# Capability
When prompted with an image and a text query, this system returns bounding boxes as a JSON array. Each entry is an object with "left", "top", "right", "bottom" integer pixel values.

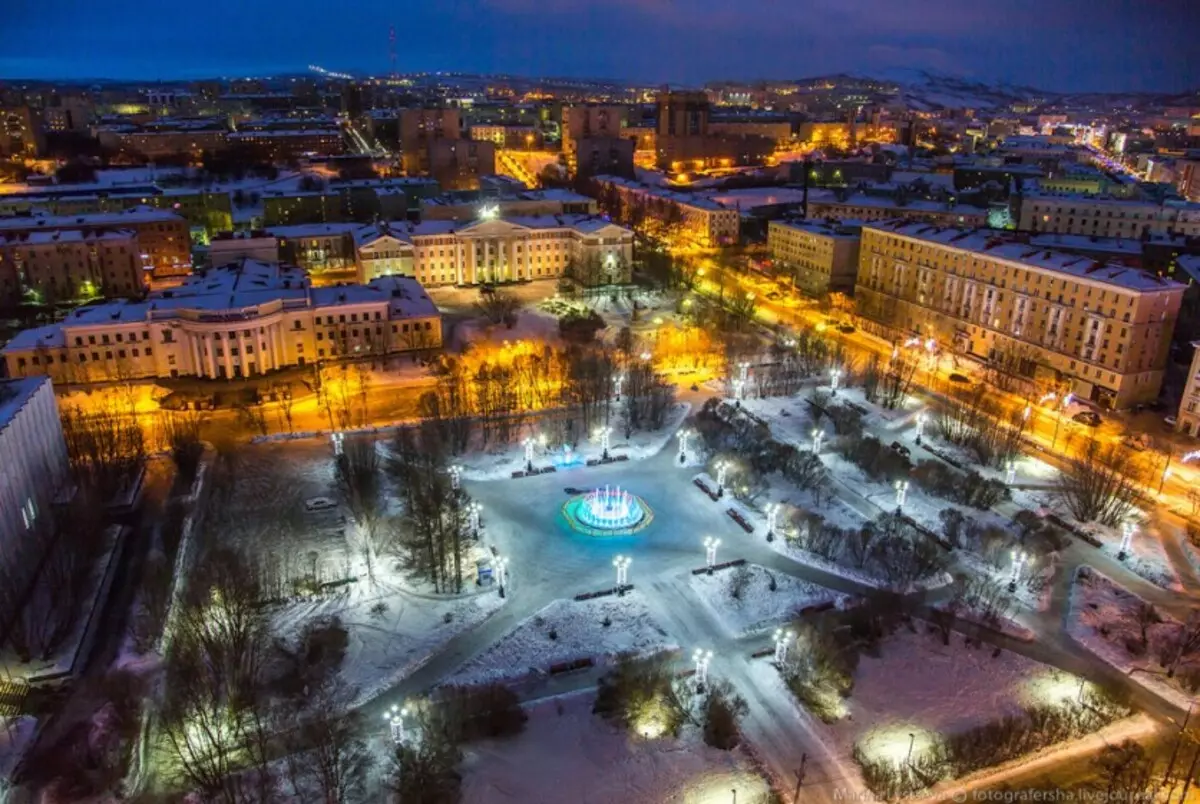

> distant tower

[{"left": 389, "top": 25, "right": 397, "bottom": 79}]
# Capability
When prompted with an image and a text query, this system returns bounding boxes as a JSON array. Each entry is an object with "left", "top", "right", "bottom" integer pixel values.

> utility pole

[{"left": 792, "top": 753, "right": 808, "bottom": 804}]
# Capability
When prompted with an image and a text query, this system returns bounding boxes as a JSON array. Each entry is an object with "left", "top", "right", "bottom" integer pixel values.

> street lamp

[
  {"left": 1118, "top": 521, "right": 1136, "bottom": 561},
  {"left": 894, "top": 480, "right": 909, "bottom": 511},
  {"left": 449, "top": 465, "right": 461, "bottom": 490},
  {"left": 1009, "top": 550, "right": 1027, "bottom": 592},
  {"left": 613, "top": 555, "right": 631, "bottom": 589},
  {"left": 715, "top": 461, "right": 729, "bottom": 496},
  {"left": 677, "top": 429, "right": 693, "bottom": 465},
  {"left": 1005, "top": 460, "right": 1017, "bottom": 485},
  {"left": 692, "top": 648, "right": 714, "bottom": 691},
  {"left": 331, "top": 431, "right": 345, "bottom": 456},
  {"left": 830, "top": 366, "right": 843, "bottom": 395},
  {"left": 614, "top": 373, "right": 625, "bottom": 401},
  {"left": 732, "top": 378, "right": 745, "bottom": 403},
  {"left": 766, "top": 503, "right": 779, "bottom": 542},
  {"left": 914, "top": 412, "right": 927, "bottom": 445},
  {"left": 772, "top": 629, "right": 793, "bottom": 663},
  {"left": 811, "top": 428, "right": 825, "bottom": 453},
  {"left": 523, "top": 437, "right": 536, "bottom": 473},
  {"left": 495, "top": 556, "right": 509, "bottom": 597},
  {"left": 704, "top": 536, "right": 720, "bottom": 572},
  {"left": 596, "top": 426, "right": 612, "bottom": 461},
  {"left": 384, "top": 703, "right": 408, "bottom": 744},
  {"left": 468, "top": 502, "right": 482, "bottom": 539},
  {"left": 1052, "top": 393, "right": 1073, "bottom": 450}
]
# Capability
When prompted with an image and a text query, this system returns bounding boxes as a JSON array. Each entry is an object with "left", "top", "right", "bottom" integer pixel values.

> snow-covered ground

[
  {"left": 445, "top": 592, "right": 675, "bottom": 687},
  {"left": 820, "top": 629, "right": 1084, "bottom": 769},
  {"left": 689, "top": 565, "right": 845, "bottom": 637},
  {"left": 1066, "top": 567, "right": 1198, "bottom": 709},
  {"left": 460, "top": 692, "right": 770, "bottom": 804},
  {"left": 458, "top": 403, "right": 690, "bottom": 481},
  {"left": 270, "top": 583, "right": 507, "bottom": 708},
  {"left": 0, "top": 715, "right": 36, "bottom": 782}
]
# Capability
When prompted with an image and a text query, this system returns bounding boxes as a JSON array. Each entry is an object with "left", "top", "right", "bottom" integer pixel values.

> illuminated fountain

[{"left": 562, "top": 485, "right": 653, "bottom": 536}]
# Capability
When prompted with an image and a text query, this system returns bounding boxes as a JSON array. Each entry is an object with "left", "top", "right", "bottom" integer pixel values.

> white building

[
  {"left": 0, "top": 376, "right": 69, "bottom": 549},
  {"left": 1019, "top": 190, "right": 1200, "bottom": 238},
  {"left": 354, "top": 214, "right": 634, "bottom": 287},
  {"left": 767, "top": 219, "right": 862, "bottom": 295},
  {"left": 593, "top": 175, "right": 741, "bottom": 247},
  {"left": 2, "top": 259, "right": 443, "bottom": 383}
]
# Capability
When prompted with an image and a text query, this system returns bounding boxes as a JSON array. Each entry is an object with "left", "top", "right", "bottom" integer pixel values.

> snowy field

[
  {"left": 688, "top": 564, "right": 845, "bottom": 637},
  {"left": 0, "top": 715, "right": 36, "bottom": 781},
  {"left": 820, "top": 629, "right": 1083, "bottom": 767},
  {"left": 445, "top": 592, "right": 674, "bottom": 686},
  {"left": 270, "top": 585, "right": 506, "bottom": 708},
  {"left": 1066, "top": 567, "right": 1198, "bottom": 708},
  {"left": 460, "top": 692, "right": 771, "bottom": 804}
]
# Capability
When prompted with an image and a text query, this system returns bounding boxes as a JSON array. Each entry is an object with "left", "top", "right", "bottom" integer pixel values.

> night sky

[{"left": 4, "top": 0, "right": 1198, "bottom": 92}]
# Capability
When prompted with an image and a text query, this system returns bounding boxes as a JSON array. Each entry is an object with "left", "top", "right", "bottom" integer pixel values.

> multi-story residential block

[
  {"left": 97, "top": 121, "right": 228, "bottom": 159},
  {"left": 354, "top": 214, "right": 634, "bottom": 287},
  {"left": 420, "top": 189, "right": 597, "bottom": 221},
  {"left": 0, "top": 376, "right": 69, "bottom": 553},
  {"left": 0, "top": 106, "right": 44, "bottom": 157},
  {"left": 468, "top": 124, "right": 540, "bottom": 149},
  {"left": 1018, "top": 190, "right": 1200, "bottom": 238},
  {"left": 0, "top": 209, "right": 191, "bottom": 281},
  {"left": 209, "top": 231, "right": 280, "bottom": 266},
  {"left": 562, "top": 105, "right": 627, "bottom": 168},
  {"left": 226, "top": 129, "right": 345, "bottom": 161},
  {"left": 806, "top": 189, "right": 990, "bottom": 228},
  {"left": 593, "top": 175, "right": 740, "bottom": 247},
  {"left": 0, "top": 229, "right": 144, "bottom": 307},
  {"left": 268, "top": 223, "right": 364, "bottom": 275},
  {"left": 400, "top": 108, "right": 461, "bottom": 176},
  {"left": 767, "top": 219, "right": 862, "bottom": 295},
  {"left": 854, "top": 220, "right": 1184, "bottom": 409},
  {"left": 426, "top": 139, "right": 496, "bottom": 191},
  {"left": 1, "top": 259, "right": 442, "bottom": 383}
]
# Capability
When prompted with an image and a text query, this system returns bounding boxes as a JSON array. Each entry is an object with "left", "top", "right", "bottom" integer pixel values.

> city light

[
  {"left": 772, "top": 628, "right": 793, "bottom": 663},
  {"left": 384, "top": 703, "right": 409, "bottom": 744},
  {"left": 1009, "top": 550, "right": 1027, "bottom": 591},
  {"left": 811, "top": 428, "right": 825, "bottom": 453},
  {"left": 894, "top": 480, "right": 909, "bottom": 510},
  {"left": 704, "top": 536, "right": 720, "bottom": 570},
  {"left": 1118, "top": 521, "right": 1136, "bottom": 560},
  {"left": 613, "top": 554, "right": 631, "bottom": 587}
]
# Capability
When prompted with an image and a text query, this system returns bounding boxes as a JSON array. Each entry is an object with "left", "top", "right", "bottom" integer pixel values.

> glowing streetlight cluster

[
  {"left": 1117, "top": 521, "right": 1137, "bottom": 561},
  {"left": 692, "top": 648, "right": 714, "bottom": 690},
  {"left": 765, "top": 503, "right": 779, "bottom": 542},
  {"left": 495, "top": 555, "right": 509, "bottom": 597},
  {"left": 613, "top": 554, "right": 631, "bottom": 588},
  {"left": 1008, "top": 549, "right": 1027, "bottom": 592},
  {"left": 914, "top": 412, "right": 927, "bottom": 445},
  {"left": 596, "top": 426, "right": 612, "bottom": 460},
  {"left": 704, "top": 536, "right": 720, "bottom": 571},
  {"left": 677, "top": 428, "right": 693, "bottom": 465},
  {"left": 894, "top": 479, "right": 909, "bottom": 511},
  {"left": 715, "top": 460, "right": 729, "bottom": 496},
  {"left": 811, "top": 428, "right": 825, "bottom": 453},
  {"left": 449, "top": 465, "right": 461, "bottom": 490},
  {"left": 468, "top": 501, "right": 482, "bottom": 538},
  {"left": 772, "top": 628, "right": 793, "bottom": 663},
  {"left": 384, "top": 703, "right": 408, "bottom": 744},
  {"left": 830, "top": 366, "right": 843, "bottom": 395}
]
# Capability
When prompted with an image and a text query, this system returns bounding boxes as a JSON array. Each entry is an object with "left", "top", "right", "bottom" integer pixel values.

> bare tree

[
  {"left": 284, "top": 683, "right": 374, "bottom": 804},
  {"left": 1054, "top": 435, "right": 1144, "bottom": 526},
  {"left": 334, "top": 436, "right": 388, "bottom": 587}
]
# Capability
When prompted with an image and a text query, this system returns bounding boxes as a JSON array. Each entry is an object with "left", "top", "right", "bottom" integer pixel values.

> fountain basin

[{"left": 561, "top": 486, "right": 653, "bottom": 536}]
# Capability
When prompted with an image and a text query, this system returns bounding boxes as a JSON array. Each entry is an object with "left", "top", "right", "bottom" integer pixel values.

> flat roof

[
  {"left": 0, "top": 376, "right": 51, "bottom": 433},
  {"left": 594, "top": 175, "right": 734, "bottom": 212},
  {"left": 865, "top": 220, "right": 1183, "bottom": 293},
  {"left": 0, "top": 207, "right": 185, "bottom": 231}
]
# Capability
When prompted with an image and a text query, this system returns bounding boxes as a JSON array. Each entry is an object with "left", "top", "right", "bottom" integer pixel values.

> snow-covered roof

[
  {"left": 0, "top": 228, "right": 136, "bottom": 246},
  {"left": 0, "top": 207, "right": 185, "bottom": 231},
  {"left": 0, "top": 376, "right": 51, "bottom": 434}
]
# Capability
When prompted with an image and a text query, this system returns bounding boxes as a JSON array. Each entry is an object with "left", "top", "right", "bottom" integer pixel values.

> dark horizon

[{"left": 5, "top": 0, "right": 1199, "bottom": 95}]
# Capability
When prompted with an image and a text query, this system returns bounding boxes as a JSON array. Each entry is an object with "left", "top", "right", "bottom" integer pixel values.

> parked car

[
  {"left": 304, "top": 496, "right": 338, "bottom": 513},
  {"left": 1072, "top": 411, "right": 1102, "bottom": 427},
  {"left": 1121, "top": 434, "right": 1150, "bottom": 451},
  {"left": 889, "top": 441, "right": 912, "bottom": 459},
  {"left": 949, "top": 373, "right": 970, "bottom": 384},
  {"left": 838, "top": 324, "right": 856, "bottom": 334},
  {"left": 1165, "top": 415, "right": 1178, "bottom": 427}
]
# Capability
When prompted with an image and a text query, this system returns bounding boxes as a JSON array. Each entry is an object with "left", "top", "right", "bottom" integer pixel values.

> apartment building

[
  {"left": 226, "top": 129, "right": 345, "bottom": 161},
  {"left": 593, "top": 175, "right": 740, "bottom": 247},
  {"left": 1019, "top": 191, "right": 1200, "bottom": 238},
  {"left": 854, "top": 221, "right": 1184, "bottom": 409},
  {"left": 562, "top": 105, "right": 627, "bottom": 162},
  {"left": 0, "top": 376, "right": 69, "bottom": 551},
  {"left": 806, "top": 190, "right": 990, "bottom": 228},
  {"left": 354, "top": 214, "right": 634, "bottom": 287},
  {"left": 767, "top": 219, "right": 862, "bottom": 295},
  {"left": 399, "top": 108, "right": 461, "bottom": 176},
  {"left": 0, "top": 229, "right": 143, "bottom": 307},
  {"left": 0, "top": 209, "right": 191, "bottom": 281},
  {"left": 268, "top": 222, "right": 363, "bottom": 274},
  {"left": 1, "top": 259, "right": 442, "bottom": 383}
]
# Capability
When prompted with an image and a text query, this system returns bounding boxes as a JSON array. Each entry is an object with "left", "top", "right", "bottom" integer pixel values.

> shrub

[
  {"left": 702, "top": 680, "right": 747, "bottom": 750},
  {"left": 435, "top": 682, "right": 528, "bottom": 742}
]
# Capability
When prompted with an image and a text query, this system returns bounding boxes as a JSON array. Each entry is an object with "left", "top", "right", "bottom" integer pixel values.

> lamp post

[
  {"left": 1005, "top": 460, "right": 1017, "bottom": 485},
  {"left": 384, "top": 704, "right": 408, "bottom": 744},
  {"left": 523, "top": 437, "right": 535, "bottom": 473},
  {"left": 715, "top": 461, "right": 729, "bottom": 497},
  {"left": 468, "top": 502, "right": 482, "bottom": 539},
  {"left": 811, "top": 428, "right": 825, "bottom": 454},
  {"left": 1052, "top": 393, "right": 1073, "bottom": 450},
  {"left": 677, "top": 429, "right": 692, "bottom": 465},
  {"left": 894, "top": 480, "right": 909, "bottom": 512},
  {"left": 766, "top": 503, "right": 779, "bottom": 542},
  {"left": 1008, "top": 550, "right": 1027, "bottom": 592},
  {"left": 692, "top": 648, "right": 714, "bottom": 692},
  {"left": 1159, "top": 452, "right": 1174, "bottom": 495},
  {"left": 1118, "top": 521, "right": 1136, "bottom": 561},
  {"left": 704, "top": 536, "right": 720, "bottom": 573},
  {"left": 614, "top": 555, "right": 631, "bottom": 589},
  {"left": 495, "top": 556, "right": 509, "bottom": 598},
  {"left": 830, "top": 366, "right": 842, "bottom": 396},
  {"left": 906, "top": 733, "right": 916, "bottom": 766},
  {"left": 914, "top": 412, "right": 927, "bottom": 445},
  {"left": 596, "top": 426, "right": 612, "bottom": 461},
  {"left": 331, "top": 431, "right": 345, "bottom": 457},
  {"left": 614, "top": 373, "right": 625, "bottom": 401},
  {"left": 732, "top": 378, "right": 745, "bottom": 403},
  {"left": 773, "top": 628, "right": 793, "bottom": 663},
  {"left": 449, "top": 465, "right": 461, "bottom": 490}
]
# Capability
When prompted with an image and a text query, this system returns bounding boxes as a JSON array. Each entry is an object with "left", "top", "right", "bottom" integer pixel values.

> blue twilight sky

[{"left": 3, "top": 0, "right": 1198, "bottom": 92}]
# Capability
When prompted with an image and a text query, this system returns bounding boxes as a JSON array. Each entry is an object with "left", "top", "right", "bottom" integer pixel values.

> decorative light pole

[
  {"left": 894, "top": 480, "right": 909, "bottom": 511},
  {"left": 1118, "top": 522, "right": 1136, "bottom": 561},
  {"left": 692, "top": 648, "right": 714, "bottom": 691},
  {"left": 1052, "top": 393, "right": 1073, "bottom": 450},
  {"left": 830, "top": 366, "right": 843, "bottom": 396},
  {"left": 704, "top": 536, "right": 720, "bottom": 572},
  {"left": 915, "top": 412, "right": 927, "bottom": 445},
  {"left": 613, "top": 554, "right": 631, "bottom": 589},
  {"left": 1008, "top": 550, "right": 1027, "bottom": 592},
  {"left": 773, "top": 629, "right": 793, "bottom": 663},
  {"left": 1005, "top": 460, "right": 1017, "bottom": 485},
  {"left": 468, "top": 502, "right": 482, "bottom": 539},
  {"left": 766, "top": 503, "right": 779, "bottom": 542},
  {"left": 677, "top": 429, "right": 692, "bottom": 465},
  {"left": 384, "top": 703, "right": 408, "bottom": 744},
  {"left": 449, "top": 465, "right": 461, "bottom": 490},
  {"left": 738, "top": 361, "right": 750, "bottom": 386},
  {"left": 614, "top": 373, "right": 625, "bottom": 401},
  {"left": 1022, "top": 404, "right": 1032, "bottom": 422},
  {"left": 523, "top": 437, "right": 535, "bottom": 473},
  {"left": 732, "top": 378, "right": 745, "bottom": 403},
  {"left": 715, "top": 461, "right": 729, "bottom": 496},
  {"left": 331, "top": 431, "right": 345, "bottom": 456},
  {"left": 495, "top": 556, "right": 509, "bottom": 598},
  {"left": 811, "top": 428, "right": 825, "bottom": 453},
  {"left": 596, "top": 426, "right": 612, "bottom": 461}
]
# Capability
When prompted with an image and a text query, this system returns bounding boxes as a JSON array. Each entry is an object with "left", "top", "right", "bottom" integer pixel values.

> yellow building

[
  {"left": 767, "top": 219, "right": 861, "bottom": 295},
  {"left": 1019, "top": 191, "right": 1200, "bottom": 238},
  {"left": 854, "top": 221, "right": 1184, "bottom": 409}
]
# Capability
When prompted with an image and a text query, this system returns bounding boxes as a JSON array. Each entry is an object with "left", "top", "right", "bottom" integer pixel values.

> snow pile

[
  {"left": 446, "top": 592, "right": 674, "bottom": 687},
  {"left": 460, "top": 692, "right": 769, "bottom": 804},
  {"left": 690, "top": 565, "right": 844, "bottom": 637}
]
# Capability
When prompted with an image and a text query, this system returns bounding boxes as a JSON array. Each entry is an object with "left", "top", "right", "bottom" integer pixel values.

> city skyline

[{"left": 4, "top": 0, "right": 1198, "bottom": 93}]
